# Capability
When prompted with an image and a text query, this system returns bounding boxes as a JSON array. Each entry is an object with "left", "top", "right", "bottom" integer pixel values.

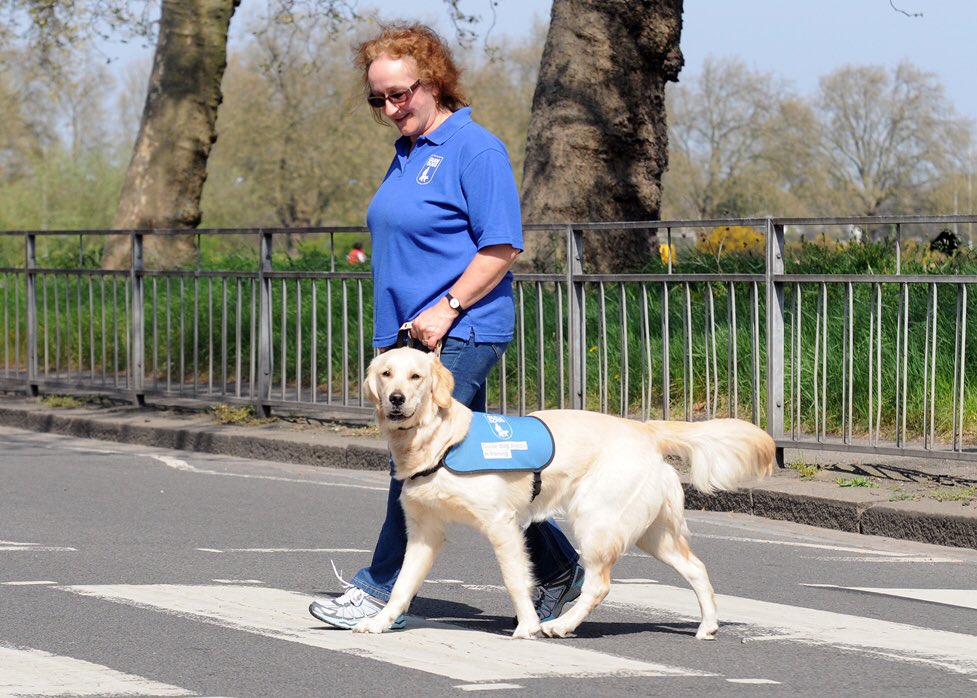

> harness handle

[{"left": 396, "top": 322, "right": 442, "bottom": 358}]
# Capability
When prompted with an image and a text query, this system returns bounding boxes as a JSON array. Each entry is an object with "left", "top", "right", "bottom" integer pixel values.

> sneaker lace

[{"left": 330, "top": 559, "right": 367, "bottom": 606}]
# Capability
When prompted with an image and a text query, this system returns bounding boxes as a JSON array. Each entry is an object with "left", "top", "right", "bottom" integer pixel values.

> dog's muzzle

[{"left": 385, "top": 391, "right": 411, "bottom": 421}]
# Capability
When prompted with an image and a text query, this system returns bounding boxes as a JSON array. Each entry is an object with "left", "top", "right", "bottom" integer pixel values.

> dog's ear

[
  {"left": 431, "top": 355, "right": 455, "bottom": 409},
  {"left": 363, "top": 358, "right": 381, "bottom": 406}
]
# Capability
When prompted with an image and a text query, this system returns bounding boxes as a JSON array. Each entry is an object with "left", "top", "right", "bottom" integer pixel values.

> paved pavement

[{"left": 1, "top": 394, "right": 975, "bottom": 550}]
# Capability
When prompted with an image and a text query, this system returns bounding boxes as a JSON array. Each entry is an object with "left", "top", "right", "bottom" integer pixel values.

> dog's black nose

[{"left": 389, "top": 391, "right": 406, "bottom": 407}]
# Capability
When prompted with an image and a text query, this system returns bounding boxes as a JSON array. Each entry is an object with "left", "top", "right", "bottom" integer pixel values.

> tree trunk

[
  {"left": 102, "top": 0, "right": 239, "bottom": 269},
  {"left": 520, "top": 0, "right": 683, "bottom": 272}
]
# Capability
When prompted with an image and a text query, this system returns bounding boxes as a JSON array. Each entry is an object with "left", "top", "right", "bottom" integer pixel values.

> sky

[{"left": 338, "top": 0, "right": 977, "bottom": 124}]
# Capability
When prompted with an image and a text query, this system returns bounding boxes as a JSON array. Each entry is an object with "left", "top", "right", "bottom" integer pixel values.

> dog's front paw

[
  {"left": 695, "top": 621, "right": 718, "bottom": 640},
  {"left": 540, "top": 619, "right": 574, "bottom": 638},
  {"left": 352, "top": 616, "right": 392, "bottom": 634},
  {"left": 511, "top": 622, "right": 541, "bottom": 640}
]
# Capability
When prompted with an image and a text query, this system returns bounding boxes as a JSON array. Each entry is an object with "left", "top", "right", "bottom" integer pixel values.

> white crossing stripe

[
  {"left": 148, "top": 454, "right": 387, "bottom": 491},
  {"left": 0, "top": 540, "right": 76, "bottom": 553},
  {"left": 456, "top": 684, "right": 523, "bottom": 692},
  {"left": 604, "top": 583, "right": 977, "bottom": 675},
  {"left": 0, "top": 643, "right": 192, "bottom": 697},
  {"left": 805, "top": 585, "right": 977, "bottom": 611},
  {"left": 62, "top": 584, "right": 713, "bottom": 683},
  {"left": 195, "top": 548, "right": 370, "bottom": 554},
  {"left": 690, "top": 533, "right": 961, "bottom": 560},
  {"left": 726, "top": 678, "right": 781, "bottom": 684},
  {"left": 2, "top": 581, "right": 57, "bottom": 586}
]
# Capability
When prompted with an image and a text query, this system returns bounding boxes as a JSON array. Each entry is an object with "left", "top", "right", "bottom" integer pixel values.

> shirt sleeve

[{"left": 460, "top": 148, "right": 525, "bottom": 251}]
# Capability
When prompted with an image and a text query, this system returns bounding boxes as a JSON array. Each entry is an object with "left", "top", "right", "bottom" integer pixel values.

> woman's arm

[{"left": 409, "top": 243, "right": 519, "bottom": 349}]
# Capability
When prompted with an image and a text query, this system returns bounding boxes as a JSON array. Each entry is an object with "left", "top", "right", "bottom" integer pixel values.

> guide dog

[{"left": 352, "top": 347, "right": 774, "bottom": 640}]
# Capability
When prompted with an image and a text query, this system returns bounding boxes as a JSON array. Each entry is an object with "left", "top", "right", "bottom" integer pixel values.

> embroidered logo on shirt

[{"left": 416, "top": 155, "right": 443, "bottom": 185}]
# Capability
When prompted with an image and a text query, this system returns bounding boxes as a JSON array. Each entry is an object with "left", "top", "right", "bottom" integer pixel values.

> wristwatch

[{"left": 445, "top": 292, "right": 463, "bottom": 311}]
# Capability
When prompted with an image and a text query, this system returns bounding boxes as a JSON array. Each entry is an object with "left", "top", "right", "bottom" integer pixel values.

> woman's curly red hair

[{"left": 355, "top": 23, "right": 468, "bottom": 123}]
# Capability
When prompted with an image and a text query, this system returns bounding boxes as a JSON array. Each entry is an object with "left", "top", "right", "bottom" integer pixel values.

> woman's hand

[{"left": 410, "top": 299, "right": 459, "bottom": 350}]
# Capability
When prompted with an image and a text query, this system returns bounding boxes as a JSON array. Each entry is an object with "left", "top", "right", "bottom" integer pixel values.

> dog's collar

[{"left": 410, "top": 459, "right": 542, "bottom": 502}]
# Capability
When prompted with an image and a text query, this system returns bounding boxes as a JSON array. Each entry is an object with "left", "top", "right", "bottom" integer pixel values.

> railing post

[
  {"left": 25, "top": 232, "right": 38, "bottom": 396},
  {"left": 566, "top": 225, "right": 585, "bottom": 410},
  {"left": 130, "top": 231, "right": 145, "bottom": 404},
  {"left": 765, "top": 219, "right": 785, "bottom": 467},
  {"left": 257, "top": 230, "right": 273, "bottom": 417}
]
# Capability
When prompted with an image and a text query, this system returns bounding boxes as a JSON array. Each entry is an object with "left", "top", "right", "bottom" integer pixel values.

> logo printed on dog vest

[{"left": 416, "top": 155, "right": 444, "bottom": 185}]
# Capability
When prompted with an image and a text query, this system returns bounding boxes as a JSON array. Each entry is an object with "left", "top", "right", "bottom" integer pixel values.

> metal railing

[{"left": 2, "top": 215, "right": 976, "bottom": 465}]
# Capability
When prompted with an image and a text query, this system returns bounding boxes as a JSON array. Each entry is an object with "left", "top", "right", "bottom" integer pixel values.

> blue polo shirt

[{"left": 367, "top": 107, "right": 523, "bottom": 347}]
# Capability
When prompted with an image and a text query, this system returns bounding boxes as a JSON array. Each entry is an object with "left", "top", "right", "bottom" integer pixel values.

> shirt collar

[{"left": 395, "top": 107, "right": 472, "bottom": 152}]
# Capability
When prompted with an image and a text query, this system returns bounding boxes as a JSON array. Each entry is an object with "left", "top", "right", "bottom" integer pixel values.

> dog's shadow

[{"left": 311, "top": 593, "right": 734, "bottom": 640}]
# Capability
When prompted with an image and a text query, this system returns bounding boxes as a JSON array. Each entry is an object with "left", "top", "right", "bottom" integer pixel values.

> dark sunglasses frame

[{"left": 367, "top": 80, "right": 422, "bottom": 109}]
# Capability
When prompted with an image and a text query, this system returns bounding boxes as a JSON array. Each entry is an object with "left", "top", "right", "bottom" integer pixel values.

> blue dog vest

[{"left": 443, "top": 413, "right": 555, "bottom": 474}]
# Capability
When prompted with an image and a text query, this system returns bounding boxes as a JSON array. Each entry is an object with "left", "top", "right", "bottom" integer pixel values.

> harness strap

[
  {"left": 410, "top": 461, "right": 444, "bottom": 481},
  {"left": 410, "top": 459, "right": 542, "bottom": 503},
  {"left": 396, "top": 322, "right": 442, "bottom": 358}
]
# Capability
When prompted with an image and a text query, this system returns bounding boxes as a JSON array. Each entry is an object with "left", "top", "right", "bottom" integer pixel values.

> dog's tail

[{"left": 645, "top": 419, "right": 775, "bottom": 495}]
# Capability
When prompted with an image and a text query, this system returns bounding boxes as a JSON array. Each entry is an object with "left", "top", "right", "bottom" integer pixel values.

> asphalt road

[{"left": 2, "top": 425, "right": 977, "bottom": 697}]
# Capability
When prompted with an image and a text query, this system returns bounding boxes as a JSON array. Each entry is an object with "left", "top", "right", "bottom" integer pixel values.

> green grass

[
  {"left": 40, "top": 395, "right": 86, "bottom": 408},
  {"left": 210, "top": 404, "right": 274, "bottom": 426},
  {"left": 928, "top": 486, "right": 977, "bottom": 503},
  {"left": 787, "top": 460, "right": 820, "bottom": 480},
  {"left": 835, "top": 476, "right": 879, "bottom": 488}
]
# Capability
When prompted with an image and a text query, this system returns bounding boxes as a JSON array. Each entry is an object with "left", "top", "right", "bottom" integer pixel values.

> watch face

[{"left": 449, "top": 297, "right": 461, "bottom": 309}]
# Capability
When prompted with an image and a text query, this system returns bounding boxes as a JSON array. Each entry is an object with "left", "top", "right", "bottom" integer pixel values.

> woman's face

[{"left": 367, "top": 55, "right": 444, "bottom": 142}]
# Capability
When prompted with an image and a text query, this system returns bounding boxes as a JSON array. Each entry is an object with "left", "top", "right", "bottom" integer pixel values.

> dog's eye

[
  {"left": 381, "top": 369, "right": 391, "bottom": 377},
  {"left": 410, "top": 373, "right": 421, "bottom": 381}
]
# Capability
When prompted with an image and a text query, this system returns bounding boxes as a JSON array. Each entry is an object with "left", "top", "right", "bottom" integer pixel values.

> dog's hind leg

[
  {"left": 636, "top": 522, "right": 718, "bottom": 640},
  {"left": 485, "top": 520, "right": 541, "bottom": 640},
  {"left": 353, "top": 511, "right": 445, "bottom": 634}
]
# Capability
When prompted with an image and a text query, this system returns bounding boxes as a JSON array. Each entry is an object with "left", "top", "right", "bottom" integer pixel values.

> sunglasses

[{"left": 367, "top": 80, "right": 422, "bottom": 109}]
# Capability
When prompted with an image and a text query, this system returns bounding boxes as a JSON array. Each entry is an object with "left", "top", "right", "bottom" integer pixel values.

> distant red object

[{"left": 347, "top": 244, "right": 368, "bottom": 265}]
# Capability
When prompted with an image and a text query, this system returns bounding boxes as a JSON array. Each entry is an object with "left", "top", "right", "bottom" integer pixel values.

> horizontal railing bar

[
  {"left": 16, "top": 377, "right": 132, "bottom": 393},
  {"left": 512, "top": 273, "right": 568, "bottom": 283},
  {"left": 4, "top": 215, "right": 974, "bottom": 238},
  {"left": 143, "top": 270, "right": 257, "bottom": 279},
  {"left": 263, "top": 271, "right": 371, "bottom": 280},
  {"left": 0, "top": 226, "right": 372, "bottom": 237},
  {"left": 564, "top": 218, "right": 769, "bottom": 231},
  {"left": 778, "top": 438, "right": 977, "bottom": 462},
  {"left": 779, "top": 274, "right": 977, "bottom": 284},
  {"left": 572, "top": 273, "right": 767, "bottom": 283},
  {"left": 774, "top": 214, "right": 977, "bottom": 227},
  {"left": 25, "top": 268, "right": 130, "bottom": 277}
]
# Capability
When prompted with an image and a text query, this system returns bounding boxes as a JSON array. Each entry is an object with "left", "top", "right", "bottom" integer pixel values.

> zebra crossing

[{"left": 3, "top": 576, "right": 977, "bottom": 696}]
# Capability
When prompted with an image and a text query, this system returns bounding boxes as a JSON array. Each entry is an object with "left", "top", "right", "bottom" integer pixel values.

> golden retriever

[{"left": 353, "top": 347, "right": 774, "bottom": 640}]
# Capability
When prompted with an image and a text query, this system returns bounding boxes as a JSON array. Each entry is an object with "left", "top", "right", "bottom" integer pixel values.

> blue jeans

[{"left": 351, "top": 331, "right": 580, "bottom": 601}]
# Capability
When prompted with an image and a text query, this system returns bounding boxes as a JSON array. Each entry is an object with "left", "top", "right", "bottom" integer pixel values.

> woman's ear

[{"left": 431, "top": 356, "right": 455, "bottom": 408}]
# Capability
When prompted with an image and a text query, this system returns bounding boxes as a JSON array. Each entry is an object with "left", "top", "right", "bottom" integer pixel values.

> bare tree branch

[{"left": 889, "top": 1, "right": 923, "bottom": 19}]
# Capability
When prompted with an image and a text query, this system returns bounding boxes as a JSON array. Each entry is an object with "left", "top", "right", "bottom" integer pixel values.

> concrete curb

[
  {"left": 3, "top": 398, "right": 975, "bottom": 551},
  {"left": 0, "top": 403, "right": 390, "bottom": 471},
  {"left": 686, "top": 479, "right": 977, "bottom": 550}
]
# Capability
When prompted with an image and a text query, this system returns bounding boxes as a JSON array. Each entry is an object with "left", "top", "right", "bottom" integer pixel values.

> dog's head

[{"left": 364, "top": 347, "right": 454, "bottom": 428}]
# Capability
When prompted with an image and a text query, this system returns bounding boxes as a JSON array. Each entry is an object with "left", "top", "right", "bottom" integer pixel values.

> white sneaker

[{"left": 308, "top": 563, "right": 405, "bottom": 629}]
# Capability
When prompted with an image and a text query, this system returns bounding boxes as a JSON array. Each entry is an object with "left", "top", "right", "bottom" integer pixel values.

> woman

[{"left": 310, "top": 23, "right": 582, "bottom": 629}]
